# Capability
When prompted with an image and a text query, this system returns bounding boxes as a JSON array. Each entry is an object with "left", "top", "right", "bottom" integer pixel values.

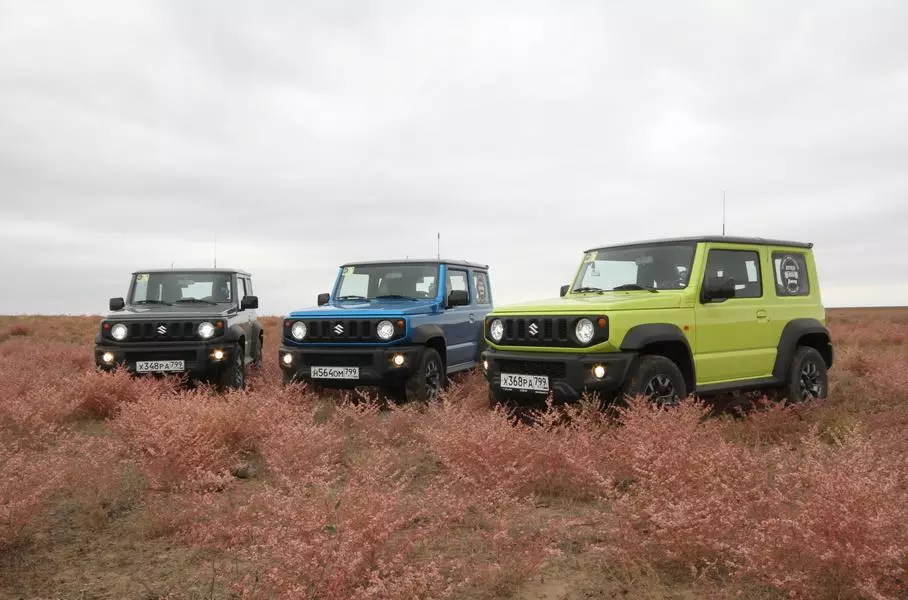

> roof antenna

[
  {"left": 436, "top": 232, "right": 440, "bottom": 259},
  {"left": 213, "top": 233, "right": 217, "bottom": 268},
  {"left": 722, "top": 189, "right": 726, "bottom": 236}
]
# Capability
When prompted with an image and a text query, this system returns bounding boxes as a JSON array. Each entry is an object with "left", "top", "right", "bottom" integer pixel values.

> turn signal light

[{"left": 597, "top": 317, "right": 607, "bottom": 328}]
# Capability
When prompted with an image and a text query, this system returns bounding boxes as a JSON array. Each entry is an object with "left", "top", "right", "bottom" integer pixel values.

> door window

[
  {"left": 704, "top": 249, "right": 763, "bottom": 299},
  {"left": 447, "top": 269, "right": 470, "bottom": 303}
]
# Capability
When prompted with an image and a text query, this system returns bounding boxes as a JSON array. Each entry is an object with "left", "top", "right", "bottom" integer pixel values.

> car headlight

[
  {"left": 291, "top": 321, "right": 307, "bottom": 340},
  {"left": 376, "top": 320, "right": 394, "bottom": 340},
  {"left": 198, "top": 321, "right": 216, "bottom": 339},
  {"left": 489, "top": 319, "right": 504, "bottom": 342},
  {"left": 111, "top": 323, "right": 128, "bottom": 341},
  {"left": 575, "top": 318, "right": 594, "bottom": 345}
]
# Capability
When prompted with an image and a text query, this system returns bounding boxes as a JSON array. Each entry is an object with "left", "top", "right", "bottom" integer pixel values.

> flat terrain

[{"left": 0, "top": 308, "right": 906, "bottom": 599}]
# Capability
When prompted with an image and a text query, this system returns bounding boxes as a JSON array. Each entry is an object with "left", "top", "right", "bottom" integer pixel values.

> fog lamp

[
  {"left": 282, "top": 353, "right": 293, "bottom": 365},
  {"left": 102, "top": 352, "right": 114, "bottom": 364},
  {"left": 483, "top": 359, "right": 489, "bottom": 371},
  {"left": 392, "top": 353, "right": 405, "bottom": 367},
  {"left": 592, "top": 364, "right": 606, "bottom": 379},
  {"left": 212, "top": 349, "right": 225, "bottom": 361}
]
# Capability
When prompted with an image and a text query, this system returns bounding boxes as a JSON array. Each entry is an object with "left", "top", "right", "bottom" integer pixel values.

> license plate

[
  {"left": 500, "top": 372, "right": 549, "bottom": 393},
  {"left": 311, "top": 366, "right": 359, "bottom": 379},
  {"left": 135, "top": 360, "right": 185, "bottom": 373}
]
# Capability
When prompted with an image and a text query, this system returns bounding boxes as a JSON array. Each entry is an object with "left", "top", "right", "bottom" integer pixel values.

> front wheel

[
  {"left": 218, "top": 344, "right": 246, "bottom": 391},
  {"left": 405, "top": 347, "right": 445, "bottom": 403},
  {"left": 621, "top": 355, "right": 687, "bottom": 407},
  {"left": 782, "top": 346, "right": 828, "bottom": 404}
]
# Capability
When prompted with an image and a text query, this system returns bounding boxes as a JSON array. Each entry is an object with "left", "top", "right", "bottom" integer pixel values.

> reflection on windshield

[
  {"left": 571, "top": 244, "right": 695, "bottom": 293},
  {"left": 335, "top": 263, "right": 439, "bottom": 300},
  {"left": 130, "top": 272, "right": 234, "bottom": 305}
]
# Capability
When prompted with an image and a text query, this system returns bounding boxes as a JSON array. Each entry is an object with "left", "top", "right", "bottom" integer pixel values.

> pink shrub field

[{"left": 0, "top": 310, "right": 906, "bottom": 599}]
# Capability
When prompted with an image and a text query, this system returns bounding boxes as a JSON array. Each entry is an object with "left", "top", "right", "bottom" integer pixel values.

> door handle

[
  {"left": 469, "top": 313, "right": 475, "bottom": 323},
  {"left": 756, "top": 309, "right": 769, "bottom": 321}
]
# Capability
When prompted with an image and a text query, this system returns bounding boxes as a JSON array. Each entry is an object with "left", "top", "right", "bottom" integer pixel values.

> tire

[
  {"left": 251, "top": 334, "right": 263, "bottom": 370},
  {"left": 405, "top": 347, "right": 445, "bottom": 403},
  {"left": 621, "top": 354, "right": 687, "bottom": 406},
  {"left": 782, "top": 346, "right": 828, "bottom": 404},
  {"left": 218, "top": 343, "right": 246, "bottom": 391}
]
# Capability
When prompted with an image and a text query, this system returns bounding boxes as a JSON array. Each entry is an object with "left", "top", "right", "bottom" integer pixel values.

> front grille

[
  {"left": 490, "top": 315, "right": 608, "bottom": 348},
  {"left": 125, "top": 350, "right": 197, "bottom": 362},
  {"left": 284, "top": 318, "right": 405, "bottom": 344},
  {"left": 303, "top": 353, "right": 374, "bottom": 367},
  {"left": 497, "top": 359, "right": 567, "bottom": 379}
]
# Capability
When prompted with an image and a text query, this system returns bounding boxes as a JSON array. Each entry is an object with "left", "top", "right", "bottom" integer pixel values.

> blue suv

[{"left": 279, "top": 259, "right": 494, "bottom": 401}]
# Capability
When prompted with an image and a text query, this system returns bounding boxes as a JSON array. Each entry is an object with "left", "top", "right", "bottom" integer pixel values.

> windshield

[
  {"left": 571, "top": 243, "right": 696, "bottom": 292},
  {"left": 129, "top": 271, "right": 234, "bottom": 305},
  {"left": 334, "top": 263, "right": 439, "bottom": 300}
]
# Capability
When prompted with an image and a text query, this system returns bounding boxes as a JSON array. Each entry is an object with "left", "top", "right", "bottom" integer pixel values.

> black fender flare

[
  {"left": 772, "top": 318, "right": 832, "bottom": 379},
  {"left": 224, "top": 324, "right": 247, "bottom": 347},
  {"left": 410, "top": 323, "right": 446, "bottom": 346},
  {"left": 619, "top": 323, "right": 696, "bottom": 388}
]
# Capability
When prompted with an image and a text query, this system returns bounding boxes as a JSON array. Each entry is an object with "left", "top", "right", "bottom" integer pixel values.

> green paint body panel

[{"left": 484, "top": 239, "right": 829, "bottom": 391}]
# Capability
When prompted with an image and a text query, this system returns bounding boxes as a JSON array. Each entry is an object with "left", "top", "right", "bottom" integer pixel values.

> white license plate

[
  {"left": 311, "top": 366, "right": 359, "bottom": 379},
  {"left": 136, "top": 360, "right": 185, "bottom": 373},
  {"left": 500, "top": 372, "right": 549, "bottom": 393}
]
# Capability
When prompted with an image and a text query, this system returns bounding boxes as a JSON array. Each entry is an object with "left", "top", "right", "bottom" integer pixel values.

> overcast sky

[{"left": 2, "top": 0, "right": 907, "bottom": 315}]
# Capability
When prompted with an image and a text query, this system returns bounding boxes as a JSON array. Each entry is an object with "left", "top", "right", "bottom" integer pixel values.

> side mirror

[
  {"left": 317, "top": 293, "right": 330, "bottom": 306},
  {"left": 447, "top": 289, "right": 469, "bottom": 308},
  {"left": 241, "top": 295, "right": 259, "bottom": 310},
  {"left": 560, "top": 284, "right": 569, "bottom": 297},
  {"left": 701, "top": 276, "right": 736, "bottom": 302},
  {"left": 109, "top": 297, "right": 125, "bottom": 311}
]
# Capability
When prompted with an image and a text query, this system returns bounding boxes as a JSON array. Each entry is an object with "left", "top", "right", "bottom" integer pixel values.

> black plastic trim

[
  {"left": 772, "top": 318, "right": 833, "bottom": 379},
  {"left": 410, "top": 324, "right": 445, "bottom": 345}
]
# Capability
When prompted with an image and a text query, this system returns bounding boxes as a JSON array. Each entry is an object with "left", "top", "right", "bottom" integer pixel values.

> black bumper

[
  {"left": 481, "top": 348, "right": 635, "bottom": 402},
  {"left": 279, "top": 344, "right": 423, "bottom": 388},
  {"left": 94, "top": 341, "right": 237, "bottom": 380}
]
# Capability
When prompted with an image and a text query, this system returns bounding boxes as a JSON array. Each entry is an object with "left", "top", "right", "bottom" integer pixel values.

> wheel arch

[
  {"left": 773, "top": 318, "right": 833, "bottom": 380},
  {"left": 411, "top": 324, "right": 447, "bottom": 367},
  {"left": 620, "top": 323, "right": 695, "bottom": 393}
]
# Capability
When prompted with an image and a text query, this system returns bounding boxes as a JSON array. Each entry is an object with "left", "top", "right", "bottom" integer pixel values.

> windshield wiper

[
  {"left": 174, "top": 297, "right": 218, "bottom": 305},
  {"left": 612, "top": 283, "right": 659, "bottom": 293},
  {"left": 337, "top": 295, "right": 367, "bottom": 301},
  {"left": 132, "top": 299, "right": 172, "bottom": 306},
  {"left": 374, "top": 294, "right": 418, "bottom": 301},
  {"left": 571, "top": 286, "right": 605, "bottom": 294}
]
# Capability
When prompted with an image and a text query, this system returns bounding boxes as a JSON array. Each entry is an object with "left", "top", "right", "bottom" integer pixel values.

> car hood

[
  {"left": 103, "top": 304, "right": 235, "bottom": 320},
  {"left": 490, "top": 292, "right": 684, "bottom": 315},
  {"left": 289, "top": 298, "right": 439, "bottom": 318}
]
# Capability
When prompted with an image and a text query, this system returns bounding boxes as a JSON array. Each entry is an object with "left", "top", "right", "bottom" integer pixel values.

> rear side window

[
  {"left": 772, "top": 252, "right": 810, "bottom": 296},
  {"left": 704, "top": 249, "right": 763, "bottom": 298},
  {"left": 473, "top": 271, "right": 491, "bottom": 304}
]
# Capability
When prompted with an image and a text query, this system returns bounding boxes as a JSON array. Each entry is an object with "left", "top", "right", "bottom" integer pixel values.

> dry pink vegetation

[{"left": 0, "top": 310, "right": 906, "bottom": 599}]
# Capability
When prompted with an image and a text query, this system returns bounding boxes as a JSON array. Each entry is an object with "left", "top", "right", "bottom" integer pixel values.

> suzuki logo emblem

[
  {"left": 156, "top": 325, "right": 167, "bottom": 335},
  {"left": 528, "top": 322, "right": 539, "bottom": 336},
  {"left": 334, "top": 323, "right": 344, "bottom": 335}
]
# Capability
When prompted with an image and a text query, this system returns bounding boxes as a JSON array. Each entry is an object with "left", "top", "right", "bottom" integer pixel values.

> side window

[
  {"left": 236, "top": 277, "right": 247, "bottom": 308},
  {"left": 704, "top": 249, "right": 762, "bottom": 299},
  {"left": 446, "top": 269, "right": 470, "bottom": 303},
  {"left": 772, "top": 253, "right": 810, "bottom": 296},
  {"left": 473, "top": 271, "right": 491, "bottom": 304},
  {"left": 243, "top": 277, "right": 254, "bottom": 296}
]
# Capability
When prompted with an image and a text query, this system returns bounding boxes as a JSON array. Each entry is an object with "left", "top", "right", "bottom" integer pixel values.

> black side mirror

[
  {"left": 109, "top": 297, "right": 125, "bottom": 311},
  {"left": 241, "top": 295, "right": 259, "bottom": 310},
  {"left": 447, "top": 289, "right": 469, "bottom": 308},
  {"left": 317, "top": 293, "right": 330, "bottom": 306},
  {"left": 560, "top": 284, "right": 569, "bottom": 297},
  {"left": 701, "top": 276, "right": 736, "bottom": 303}
]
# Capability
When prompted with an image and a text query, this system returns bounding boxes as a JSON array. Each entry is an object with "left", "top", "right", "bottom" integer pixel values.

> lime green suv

[{"left": 481, "top": 236, "right": 833, "bottom": 406}]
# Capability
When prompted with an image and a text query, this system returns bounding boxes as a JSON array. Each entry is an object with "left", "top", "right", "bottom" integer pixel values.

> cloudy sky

[{"left": 2, "top": 0, "right": 906, "bottom": 315}]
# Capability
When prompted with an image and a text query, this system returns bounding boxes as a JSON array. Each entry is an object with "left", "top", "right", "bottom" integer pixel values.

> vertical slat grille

[{"left": 489, "top": 315, "right": 603, "bottom": 348}]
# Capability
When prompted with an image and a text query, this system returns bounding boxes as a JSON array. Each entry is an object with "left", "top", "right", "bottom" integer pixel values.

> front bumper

[
  {"left": 481, "top": 348, "right": 635, "bottom": 402},
  {"left": 94, "top": 341, "right": 236, "bottom": 380},
  {"left": 279, "top": 344, "right": 423, "bottom": 387}
]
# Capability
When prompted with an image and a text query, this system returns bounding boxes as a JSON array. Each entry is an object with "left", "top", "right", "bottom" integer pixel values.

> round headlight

[
  {"left": 575, "top": 318, "right": 594, "bottom": 345},
  {"left": 198, "top": 322, "right": 215, "bottom": 339},
  {"left": 291, "top": 321, "right": 307, "bottom": 340},
  {"left": 489, "top": 319, "right": 504, "bottom": 342},
  {"left": 111, "top": 323, "right": 128, "bottom": 341},
  {"left": 376, "top": 320, "right": 395, "bottom": 340}
]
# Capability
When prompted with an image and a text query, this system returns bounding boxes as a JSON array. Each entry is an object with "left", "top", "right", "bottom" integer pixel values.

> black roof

[
  {"left": 132, "top": 267, "right": 252, "bottom": 276},
  {"left": 339, "top": 258, "right": 489, "bottom": 270},
  {"left": 585, "top": 235, "right": 813, "bottom": 252}
]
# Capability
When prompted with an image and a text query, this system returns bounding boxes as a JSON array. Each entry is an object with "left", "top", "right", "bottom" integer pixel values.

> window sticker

[
  {"left": 342, "top": 266, "right": 355, "bottom": 276},
  {"left": 136, "top": 274, "right": 148, "bottom": 282},
  {"left": 779, "top": 255, "right": 801, "bottom": 294}
]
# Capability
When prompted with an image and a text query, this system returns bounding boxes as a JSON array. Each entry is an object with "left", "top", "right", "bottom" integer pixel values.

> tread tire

[
  {"left": 782, "top": 346, "right": 828, "bottom": 404},
  {"left": 621, "top": 354, "right": 687, "bottom": 406},
  {"left": 405, "top": 347, "right": 445, "bottom": 404}
]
